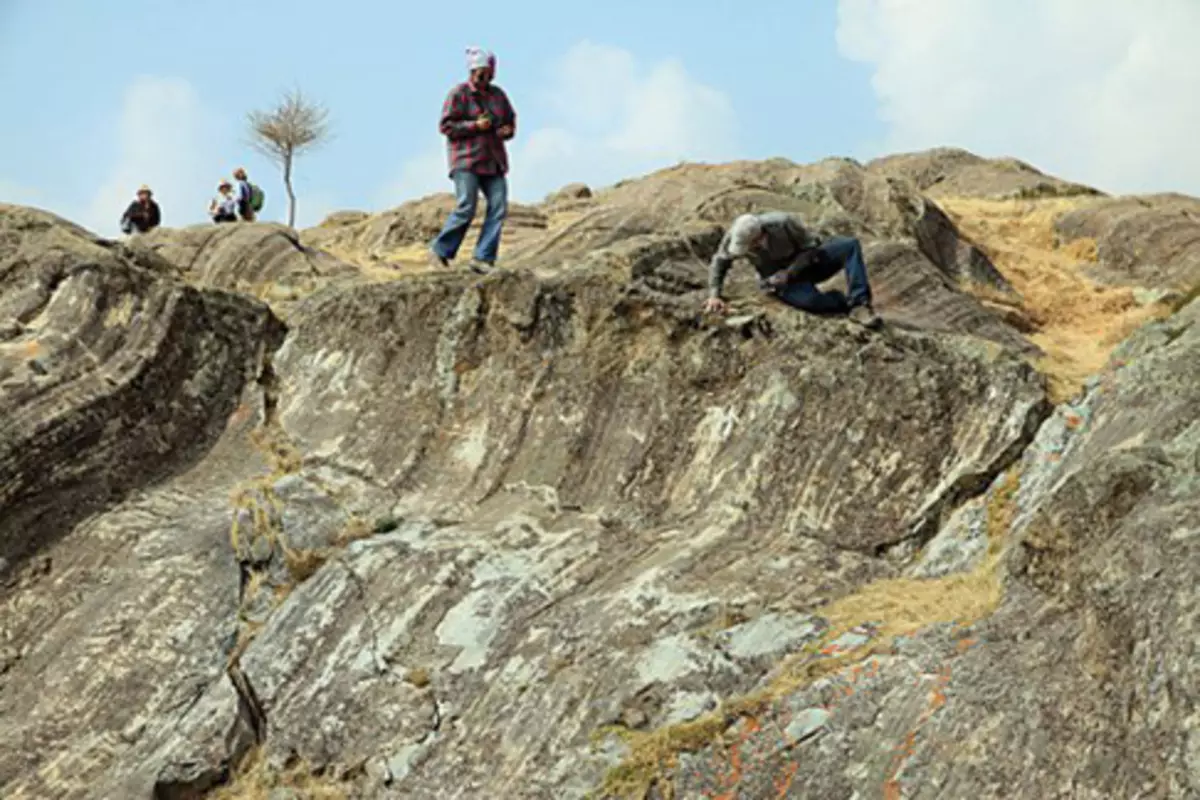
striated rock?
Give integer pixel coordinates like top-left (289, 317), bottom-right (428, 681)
top-left (138, 262), bottom-right (1044, 797)
top-left (132, 222), bottom-right (365, 314)
top-left (0, 206), bottom-right (287, 799)
top-left (1054, 193), bottom-right (1200, 289)
top-left (675, 296), bottom-right (1200, 799)
top-left (869, 147), bottom-right (1104, 200)
top-left (0, 205), bottom-right (283, 568)
top-left (274, 268), bottom-right (1047, 550)
top-left (0, 194), bottom-right (1050, 798)
top-left (2, 147), bottom-right (1197, 800)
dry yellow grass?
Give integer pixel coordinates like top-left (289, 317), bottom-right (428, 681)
top-left (209, 748), bottom-right (351, 800)
top-left (330, 514), bottom-right (374, 547)
top-left (311, 205), bottom-right (585, 281)
top-left (405, 667), bottom-right (432, 688)
top-left (939, 196), bottom-right (1175, 402)
top-left (599, 468), bottom-right (1023, 798)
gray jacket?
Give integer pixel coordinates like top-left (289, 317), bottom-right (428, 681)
top-left (708, 211), bottom-right (823, 298)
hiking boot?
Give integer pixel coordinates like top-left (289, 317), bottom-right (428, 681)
top-left (468, 259), bottom-right (494, 275)
top-left (848, 304), bottom-right (882, 329)
top-left (429, 249), bottom-right (450, 268)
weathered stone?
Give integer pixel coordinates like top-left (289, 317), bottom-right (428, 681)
top-left (869, 146), bottom-right (1103, 200)
top-left (2, 150), bottom-right (1197, 800)
top-left (545, 183), bottom-right (594, 205)
top-left (0, 204), bottom-right (283, 571)
top-left (1054, 193), bottom-right (1200, 289)
top-left (300, 194), bottom-right (548, 267)
top-left (133, 222), bottom-right (364, 316)
top-left (675, 297), bottom-right (1200, 800)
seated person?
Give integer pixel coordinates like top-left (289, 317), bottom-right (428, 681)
top-left (209, 180), bottom-right (238, 223)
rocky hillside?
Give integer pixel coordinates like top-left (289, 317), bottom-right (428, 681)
top-left (1, 148), bottom-right (1197, 799)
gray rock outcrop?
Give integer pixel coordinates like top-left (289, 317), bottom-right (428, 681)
top-left (1, 148), bottom-right (1197, 799)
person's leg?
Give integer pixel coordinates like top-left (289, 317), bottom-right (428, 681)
top-left (773, 281), bottom-right (850, 314)
top-left (813, 236), bottom-right (873, 308)
top-left (473, 173), bottom-right (509, 264)
top-left (431, 171), bottom-right (480, 261)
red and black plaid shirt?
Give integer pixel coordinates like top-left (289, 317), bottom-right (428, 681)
top-left (439, 81), bottom-right (517, 176)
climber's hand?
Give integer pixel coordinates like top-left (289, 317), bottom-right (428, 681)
top-left (703, 297), bottom-right (727, 315)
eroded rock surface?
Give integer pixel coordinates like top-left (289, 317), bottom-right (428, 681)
top-left (301, 194), bottom-right (548, 268)
top-left (0, 205), bottom-right (282, 566)
top-left (128, 261), bottom-right (1047, 799)
top-left (0, 206), bottom-right (286, 799)
top-left (1054, 193), bottom-right (1200, 289)
top-left (1, 148), bottom-right (1197, 800)
top-left (868, 146), bottom-right (1103, 200)
top-left (133, 222), bottom-right (366, 315)
top-left (675, 296), bottom-right (1200, 799)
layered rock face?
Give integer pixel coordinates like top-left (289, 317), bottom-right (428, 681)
top-left (675, 293), bottom-right (1200, 798)
top-left (132, 222), bottom-right (366, 316)
top-left (0, 150), bottom-right (1197, 800)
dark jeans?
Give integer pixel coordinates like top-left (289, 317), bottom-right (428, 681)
top-left (431, 170), bottom-right (509, 264)
top-left (773, 236), bottom-right (873, 313)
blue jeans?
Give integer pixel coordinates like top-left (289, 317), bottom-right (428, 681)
top-left (772, 236), bottom-right (873, 314)
top-left (431, 170), bottom-right (508, 264)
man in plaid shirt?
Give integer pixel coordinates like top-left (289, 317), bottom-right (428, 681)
top-left (430, 46), bottom-right (517, 273)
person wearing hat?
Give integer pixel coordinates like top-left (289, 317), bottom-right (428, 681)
top-left (209, 179), bottom-right (238, 223)
top-left (703, 211), bottom-right (882, 329)
top-left (119, 185), bottom-right (162, 235)
top-left (429, 45), bottom-right (518, 274)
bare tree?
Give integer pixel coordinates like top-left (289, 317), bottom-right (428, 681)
top-left (246, 89), bottom-right (331, 228)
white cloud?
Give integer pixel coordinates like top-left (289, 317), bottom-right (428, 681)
top-left (83, 76), bottom-right (225, 236)
top-left (380, 145), bottom-right (449, 205)
top-left (836, 0), bottom-right (1200, 194)
top-left (383, 41), bottom-right (739, 206)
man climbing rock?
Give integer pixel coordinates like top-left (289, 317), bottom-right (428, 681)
top-left (703, 211), bottom-right (882, 329)
top-left (119, 185), bottom-right (161, 234)
top-left (429, 46), bottom-right (517, 274)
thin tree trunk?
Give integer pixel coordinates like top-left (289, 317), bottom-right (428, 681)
top-left (283, 150), bottom-right (296, 228)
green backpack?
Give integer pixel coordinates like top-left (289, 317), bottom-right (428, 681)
top-left (249, 183), bottom-right (265, 212)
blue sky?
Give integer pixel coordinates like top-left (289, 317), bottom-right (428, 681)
top-left (2, 1), bottom-right (1199, 235)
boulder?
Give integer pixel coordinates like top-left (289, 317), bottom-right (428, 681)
top-left (544, 182), bottom-right (594, 205)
